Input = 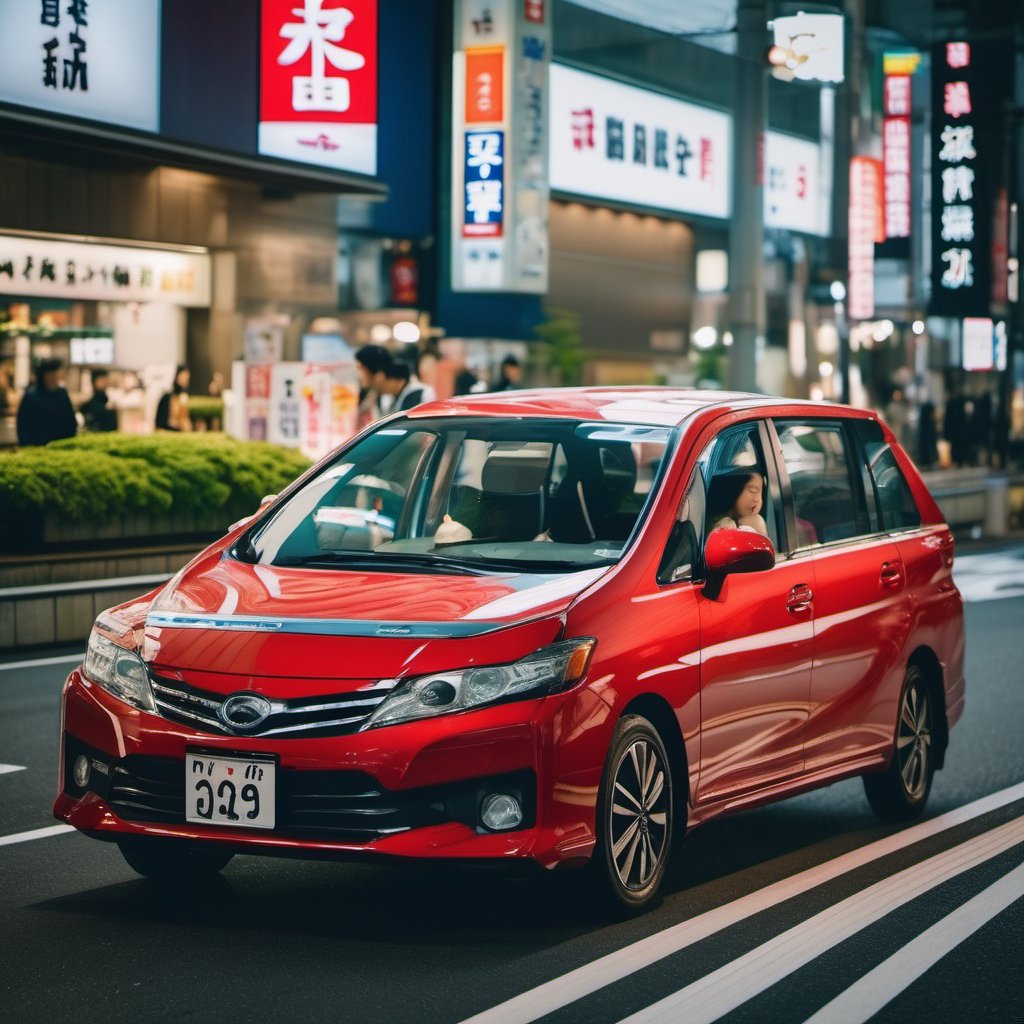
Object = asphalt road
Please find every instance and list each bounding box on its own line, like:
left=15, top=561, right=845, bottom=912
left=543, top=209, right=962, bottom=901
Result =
left=1, top=546, right=1022, bottom=1024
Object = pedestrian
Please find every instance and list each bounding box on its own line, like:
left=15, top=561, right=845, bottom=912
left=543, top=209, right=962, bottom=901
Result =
left=492, top=354, right=523, bottom=391
left=917, top=396, right=938, bottom=469
left=80, top=368, right=118, bottom=432
left=16, top=357, right=78, bottom=446
left=354, top=343, right=392, bottom=426
left=379, top=359, right=437, bottom=411
left=155, top=365, right=193, bottom=432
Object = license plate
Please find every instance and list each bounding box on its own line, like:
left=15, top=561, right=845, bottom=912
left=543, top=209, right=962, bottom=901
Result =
left=185, top=752, right=276, bottom=830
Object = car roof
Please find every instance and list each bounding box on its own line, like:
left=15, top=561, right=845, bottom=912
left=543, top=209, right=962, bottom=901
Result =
left=406, top=387, right=864, bottom=429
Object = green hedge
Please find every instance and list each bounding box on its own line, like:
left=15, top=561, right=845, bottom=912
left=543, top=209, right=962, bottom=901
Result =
left=187, top=396, right=225, bottom=423
left=0, top=433, right=311, bottom=525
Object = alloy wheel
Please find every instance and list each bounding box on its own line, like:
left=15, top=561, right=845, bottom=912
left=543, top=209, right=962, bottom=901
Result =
left=609, top=738, right=670, bottom=891
left=896, top=680, right=931, bottom=800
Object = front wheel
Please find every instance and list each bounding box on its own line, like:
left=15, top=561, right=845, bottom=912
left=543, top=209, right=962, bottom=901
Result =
left=863, top=665, right=934, bottom=822
left=588, top=714, right=674, bottom=913
left=118, top=838, right=234, bottom=881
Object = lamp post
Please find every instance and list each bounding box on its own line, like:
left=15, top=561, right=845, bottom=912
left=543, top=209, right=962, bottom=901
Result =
left=726, top=0, right=768, bottom=394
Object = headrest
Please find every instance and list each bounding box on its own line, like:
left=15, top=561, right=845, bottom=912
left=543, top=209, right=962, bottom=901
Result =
left=481, top=443, right=551, bottom=494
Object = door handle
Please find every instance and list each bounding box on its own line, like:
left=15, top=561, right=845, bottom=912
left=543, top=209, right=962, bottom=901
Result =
left=880, top=562, right=904, bottom=588
left=786, top=583, right=814, bottom=614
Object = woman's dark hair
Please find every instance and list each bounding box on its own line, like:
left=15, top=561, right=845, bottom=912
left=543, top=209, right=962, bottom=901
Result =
left=172, top=365, right=189, bottom=393
left=707, top=469, right=763, bottom=521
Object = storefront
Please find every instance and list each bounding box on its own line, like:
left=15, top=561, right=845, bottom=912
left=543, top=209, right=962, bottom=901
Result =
left=0, top=231, right=211, bottom=441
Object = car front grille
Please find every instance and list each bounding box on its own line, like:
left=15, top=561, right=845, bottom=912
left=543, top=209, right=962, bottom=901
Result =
left=149, top=673, right=396, bottom=739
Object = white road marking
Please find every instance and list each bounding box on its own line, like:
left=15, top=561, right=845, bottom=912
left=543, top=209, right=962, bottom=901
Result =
left=0, top=764, right=26, bottom=775
left=457, top=780, right=1024, bottom=1024
left=620, top=816, right=1024, bottom=1024
left=0, top=653, right=83, bottom=673
left=802, top=859, right=1024, bottom=1024
left=0, top=824, right=75, bottom=847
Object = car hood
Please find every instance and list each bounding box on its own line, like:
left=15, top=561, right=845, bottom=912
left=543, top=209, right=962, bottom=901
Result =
left=141, top=553, right=607, bottom=678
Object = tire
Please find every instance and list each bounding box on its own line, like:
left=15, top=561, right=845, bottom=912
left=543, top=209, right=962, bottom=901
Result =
left=118, top=838, right=234, bottom=881
left=588, top=714, right=674, bottom=913
left=863, top=665, right=934, bottom=823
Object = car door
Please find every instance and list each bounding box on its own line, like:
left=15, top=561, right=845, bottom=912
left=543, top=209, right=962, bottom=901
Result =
left=691, top=420, right=814, bottom=804
left=771, top=417, right=912, bottom=773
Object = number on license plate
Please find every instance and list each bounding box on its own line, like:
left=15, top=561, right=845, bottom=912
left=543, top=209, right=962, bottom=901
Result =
left=185, top=753, right=276, bottom=830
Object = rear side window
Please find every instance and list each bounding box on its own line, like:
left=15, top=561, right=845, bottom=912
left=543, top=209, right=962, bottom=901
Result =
left=774, top=420, right=869, bottom=545
left=854, top=420, right=922, bottom=531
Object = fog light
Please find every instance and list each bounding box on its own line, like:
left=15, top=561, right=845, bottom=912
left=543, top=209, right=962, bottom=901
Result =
left=480, top=793, right=523, bottom=831
left=73, top=754, right=91, bottom=788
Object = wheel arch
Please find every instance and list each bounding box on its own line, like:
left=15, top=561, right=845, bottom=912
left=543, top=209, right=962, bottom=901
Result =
left=908, top=646, right=949, bottom=770
left=620, top=692, right=690, bottom=838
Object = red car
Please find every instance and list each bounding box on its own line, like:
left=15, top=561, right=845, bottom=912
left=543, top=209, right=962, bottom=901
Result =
left=54, top=388, right=965, bottom=911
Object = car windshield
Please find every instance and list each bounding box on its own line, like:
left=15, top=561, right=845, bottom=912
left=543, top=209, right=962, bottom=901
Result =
left=235, top=417, right=674, bottom=573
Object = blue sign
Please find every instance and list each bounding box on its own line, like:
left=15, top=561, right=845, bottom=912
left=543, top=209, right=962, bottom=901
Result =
left=463, top=129, right=504, bottom=237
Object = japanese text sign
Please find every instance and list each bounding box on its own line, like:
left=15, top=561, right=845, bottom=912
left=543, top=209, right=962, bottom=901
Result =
left=259, top=0, right=378, bottom=175
left=0, top=0, right=160, bottom=132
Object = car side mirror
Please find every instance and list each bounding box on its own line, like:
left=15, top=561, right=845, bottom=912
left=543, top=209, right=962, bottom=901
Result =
left=703, top=528, right=775, bottom=599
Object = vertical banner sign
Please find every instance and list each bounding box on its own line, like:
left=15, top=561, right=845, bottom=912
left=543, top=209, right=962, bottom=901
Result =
left=929, top=40, right=1007, bottom=318
left=259, top=0, right=378, bottom=175
left=883, top=73, right=912, bottom=239
left=848, top=157, right=883, bottom=321
left=452, top=0, right=551, bottom=292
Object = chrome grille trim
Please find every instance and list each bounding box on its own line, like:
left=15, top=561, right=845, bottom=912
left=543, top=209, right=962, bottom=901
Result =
left=150, top=675, right=397, bottom=739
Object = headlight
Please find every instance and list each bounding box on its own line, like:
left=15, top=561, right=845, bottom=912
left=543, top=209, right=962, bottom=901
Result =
left=362, top=637, right=596, bottom=730
left=83, top=630, right=156, bottom=713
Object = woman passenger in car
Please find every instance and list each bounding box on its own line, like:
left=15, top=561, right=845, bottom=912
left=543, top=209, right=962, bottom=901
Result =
left=707, top=470, right=769, bottom=536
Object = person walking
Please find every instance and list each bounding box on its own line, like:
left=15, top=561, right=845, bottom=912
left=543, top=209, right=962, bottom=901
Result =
left=380, top=359, right=437, bottom=411
left=16, top=357, right=77, bottom=446
left=80, top=368, right=118, bottom=432
left=354, top=344, right=392, bottom=425
left=155, top=365, right=193, bottom=432
left=492, top=354, right=523, bottom=391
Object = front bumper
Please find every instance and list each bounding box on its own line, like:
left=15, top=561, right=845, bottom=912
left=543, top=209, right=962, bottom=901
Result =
left=54, top=667, right=598, bottom=866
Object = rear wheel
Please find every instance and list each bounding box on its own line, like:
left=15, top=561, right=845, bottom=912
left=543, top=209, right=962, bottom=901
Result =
left=588, top=714, right=673, bottom=913
left=863, top=665, right=934, bottom=822
left=118, top=838, right=234, bottom=881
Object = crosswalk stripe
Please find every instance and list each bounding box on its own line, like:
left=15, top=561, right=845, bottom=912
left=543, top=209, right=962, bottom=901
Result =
left=456, top=780, right=1024, bottom=1024
left=0, top=764, right=26, bottom=775
left=802, top=859, right=1024, bottom=1024
left=619, top=816, right=1024, bottom=1024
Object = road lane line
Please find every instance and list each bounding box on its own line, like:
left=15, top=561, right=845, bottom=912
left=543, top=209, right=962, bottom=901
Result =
left=457, top=780, right=1024, bottom=1024
left=0, top=653, right=83, bottom=673
left=803, top=859, right=1024, bottom=1024
left=620, top=816, right=1024, bottom=1024
left=0, top=824, right=75, bottom=847
left=0, top=764, right=26, bottom=775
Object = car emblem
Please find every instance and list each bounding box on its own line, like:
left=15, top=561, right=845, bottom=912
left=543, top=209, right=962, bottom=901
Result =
left=218, top=693, right=273, bottom=731
left=376, top=625, right=413, bottom=636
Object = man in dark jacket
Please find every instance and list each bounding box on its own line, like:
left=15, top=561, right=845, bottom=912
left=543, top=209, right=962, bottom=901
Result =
left=16, top=357, right=77, bottom=446
left=79, top=368, right=118, bottom=432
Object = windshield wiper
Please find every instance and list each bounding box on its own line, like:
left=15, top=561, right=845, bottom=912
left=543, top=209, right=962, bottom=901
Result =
left=274, top=552, right=496, bottom=576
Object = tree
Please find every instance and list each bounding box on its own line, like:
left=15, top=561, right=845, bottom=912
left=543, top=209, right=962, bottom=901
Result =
left=533, top=307, right=587, bottom=387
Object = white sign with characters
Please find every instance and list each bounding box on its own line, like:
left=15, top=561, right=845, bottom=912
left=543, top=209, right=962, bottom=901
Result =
left=0, top=234, right=211, bottom=306
left=549, top=64, right=732, bottom=220
left=0, top=0, right=160, bottom=132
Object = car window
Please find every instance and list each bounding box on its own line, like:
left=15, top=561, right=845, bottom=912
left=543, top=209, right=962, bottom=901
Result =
left=657, top=469, right=705, bottom=585
left=696, top=421, right=779, bottom=550
left=853, top=419, right=922, bottom=531
left=237, top=418, right=673, bottom=573
left=774, top=420, right=869, bottom=545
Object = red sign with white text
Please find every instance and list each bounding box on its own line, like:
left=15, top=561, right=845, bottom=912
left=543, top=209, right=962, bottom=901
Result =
left=465, top=47, right=505, bottom=124
left=260, top=0, right=377, bottom=124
